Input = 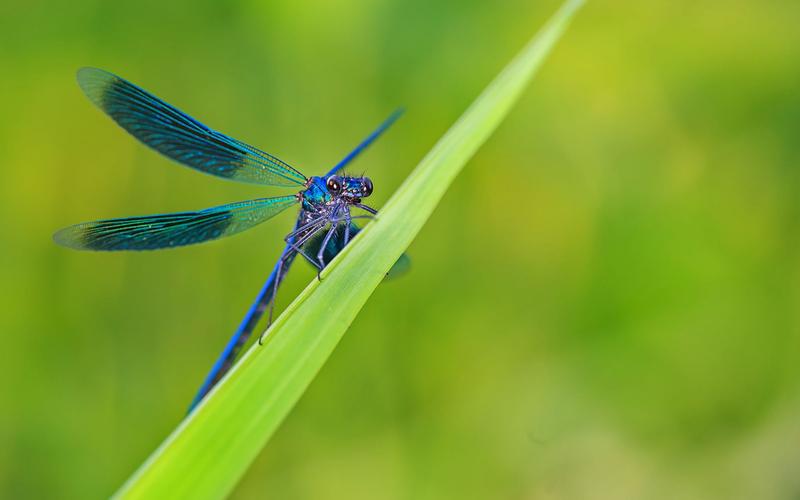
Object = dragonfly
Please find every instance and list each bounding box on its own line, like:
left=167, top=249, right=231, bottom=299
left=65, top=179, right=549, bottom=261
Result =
left=54, top=67, right=408, bottom=412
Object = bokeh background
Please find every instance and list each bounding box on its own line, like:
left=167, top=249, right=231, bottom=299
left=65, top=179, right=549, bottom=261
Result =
left=2, top=0, right=799, bottom=498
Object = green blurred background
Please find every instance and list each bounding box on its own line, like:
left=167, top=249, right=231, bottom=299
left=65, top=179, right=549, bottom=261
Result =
left=2, top=0, right=799, bottom=498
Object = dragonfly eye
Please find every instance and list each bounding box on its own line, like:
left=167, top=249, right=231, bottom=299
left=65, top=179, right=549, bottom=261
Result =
left=361, top=178, right=373, bottom=197
left=326, top=176, right=342, bottom=194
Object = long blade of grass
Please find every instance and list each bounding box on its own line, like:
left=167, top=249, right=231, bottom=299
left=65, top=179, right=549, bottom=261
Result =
left=115, top=1, right=584, bottom=497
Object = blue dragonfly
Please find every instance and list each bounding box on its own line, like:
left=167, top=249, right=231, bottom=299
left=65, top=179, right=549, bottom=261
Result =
left=54, top=68, right=407, bottom=412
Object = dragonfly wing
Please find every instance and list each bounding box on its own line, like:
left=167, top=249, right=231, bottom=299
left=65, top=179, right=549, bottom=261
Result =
left=384, top=252, right=411, bottom=280
left=54, top=195, right=298, bottom=251
left=77, top=67, right=307, bottom=187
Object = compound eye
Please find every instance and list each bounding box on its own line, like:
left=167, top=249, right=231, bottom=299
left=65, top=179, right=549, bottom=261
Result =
left=361, top=178, right=373, bottom=197
left=326, top=175, right=342, bottom=194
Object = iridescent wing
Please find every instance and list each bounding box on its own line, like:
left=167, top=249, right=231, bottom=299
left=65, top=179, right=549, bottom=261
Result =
left=53, top=195, right=298, bottom=251
left=78, top=67, right=307, bottom=187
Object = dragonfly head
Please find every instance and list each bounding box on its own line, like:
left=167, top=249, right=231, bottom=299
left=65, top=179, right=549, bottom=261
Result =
left=326, top=175, right=373, bottom=203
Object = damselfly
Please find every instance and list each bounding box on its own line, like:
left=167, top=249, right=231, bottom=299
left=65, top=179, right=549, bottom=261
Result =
left=54, top=68, right=407, bottom=411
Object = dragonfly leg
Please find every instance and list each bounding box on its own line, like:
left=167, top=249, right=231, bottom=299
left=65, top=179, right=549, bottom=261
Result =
left=328, top=214, right=373, bottom=224
left=262, top=257, right=286, bottom=343
left=259, top=223, right=327, bottom=345
left=287, top=242, right=322, bottom=271
left=354, top=203, right=378, bottom=215
left=316, top=222, right=340, bottom=280
left=285, top=216, right=328, bottom=239
left=283, top=222, right=326, bottom=271
left=260, top=249, right=294, bottom=345
left=343, top=211, right=352, bottom=246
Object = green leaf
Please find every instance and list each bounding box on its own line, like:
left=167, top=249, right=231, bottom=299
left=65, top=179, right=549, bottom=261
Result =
left=114, top=1, right=584, bottom=497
